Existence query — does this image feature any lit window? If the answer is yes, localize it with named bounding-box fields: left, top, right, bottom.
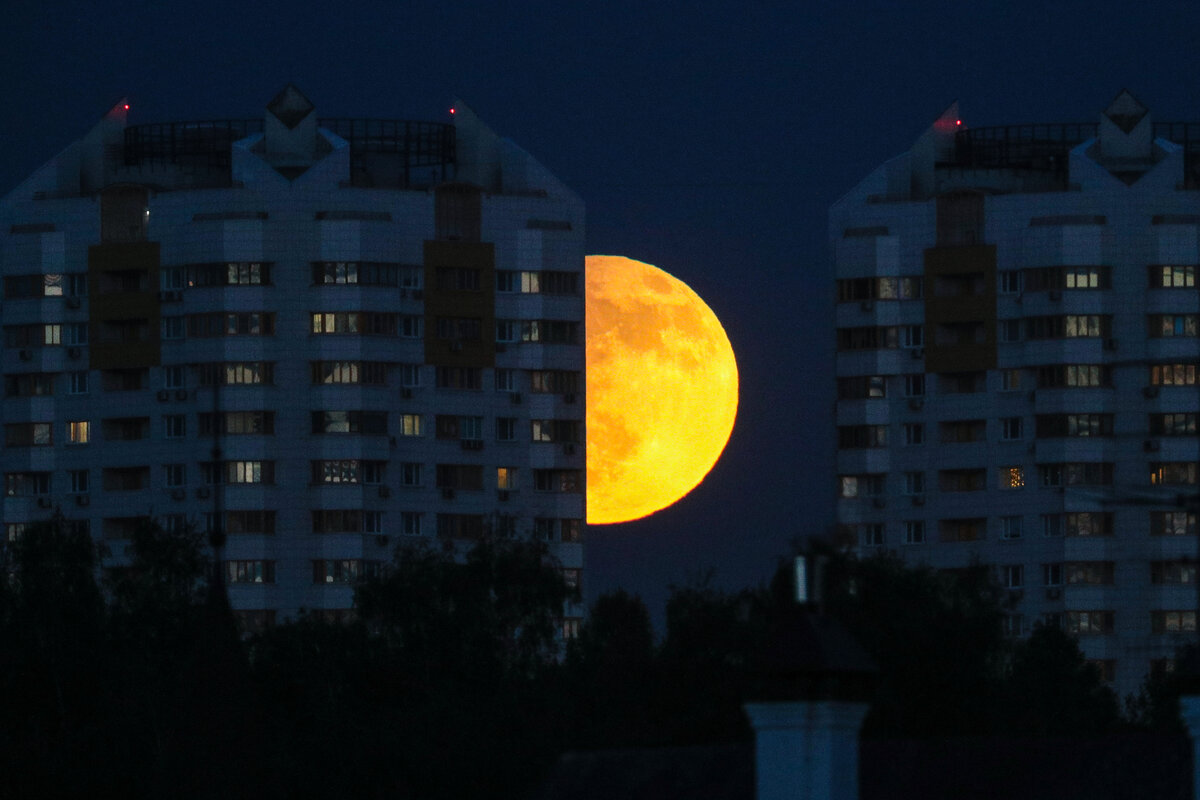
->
left=497, top=468, right=518, bottom=490
left=1000, top=466, right=1024, bottom=489
left=398, top=414, right=423, bottom=436
left=67, top=421, right=90, bottom=444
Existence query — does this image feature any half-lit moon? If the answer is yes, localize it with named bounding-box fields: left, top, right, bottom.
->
left=586, top=255, right=739, bottom=525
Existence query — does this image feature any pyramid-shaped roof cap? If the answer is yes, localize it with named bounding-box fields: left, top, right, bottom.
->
left=267, top=84, right=315, bottom=130
left=1104, top=89, right=1148, bottom=134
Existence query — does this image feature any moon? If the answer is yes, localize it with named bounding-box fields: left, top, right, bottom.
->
left=585, top=255, right=739, bottom=525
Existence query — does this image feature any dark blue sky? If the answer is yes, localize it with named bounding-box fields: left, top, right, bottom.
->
left=4, top=0, right=1200, bottom=622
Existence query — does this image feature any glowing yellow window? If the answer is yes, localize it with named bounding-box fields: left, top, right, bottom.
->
left=497, top=468, right=518, bottom=491
left=67, top=421, right=90, bottom=444
left=1001, top=466, right=1025, bottom=489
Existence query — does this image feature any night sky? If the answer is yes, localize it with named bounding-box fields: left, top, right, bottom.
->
left=3, top=0, right=1200, bottom=624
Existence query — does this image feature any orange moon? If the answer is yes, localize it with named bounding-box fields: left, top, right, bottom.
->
left=586, top=255, right=739, bottom=525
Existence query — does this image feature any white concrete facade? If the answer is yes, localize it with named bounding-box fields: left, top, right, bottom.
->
left=0, top=88, right=585, bottom=631
left=832, top=92, right=1200, bottom=699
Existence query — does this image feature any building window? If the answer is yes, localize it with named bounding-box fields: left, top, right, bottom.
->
left=1151, top=462, right=1197, bottom=486
left=999, top=271, right=1023, bottom=293
left=312, top=510, right=366, bottom=534
left=163, top=415, right=185, bottom=439
left=496, top=418, right=516, bottom=442
left=398, top=462, right=422, bottom=487
left=1150, top=413, right=1198, bottom=436
left=1001, top=565, right=1024, bottom=589
left=1038, top=463, right=1113, bottom=487
left=938, top=372, right=986, bottom=394
left=495, top=368, right=517, bottom=392
left=998, top=319, right=1022, bottom=343
left=1149, top=315, right=1199, bottom=337
left=1151, top=511, right=1197, bottom=536
left=1000, top=418, right=1023, bottom=441
left=201, top=411, right=276, bottom=436
left=435, top=367, right=482, bottom=390
left=903, top=521, right=925, bottom=545
left=837, top=375, right=887, bottom=399
left=1151, top=611, right=1196, bottom=634
left=529, top=370, right=581, bottom=394
left=1150, top=364, right=1197, bottom=386
left=1044, top=564, right=1063, bottom=586
left=1035, top=413, right=1113, bottom=438
left=533, top=469, right=583, bottom=493
left=861, top=523, right=884, bottom=547
left=187, top=312, right=276, bottom=337
left=839, top=474, right=884, bottom=498
left=226, top=560, right=276, bottom=584
left=311, top=411, right=386, bottom=435
left=311, top=460, right=384, bottom=485
left=1025, top=315, right=1109, bottom=339
left=211, top=511, right=276, bottom=536
left=201, top=362, right=276, bottom=386
left=903, top=472, right=925, bottom=496
left=999, top=369, right=1022, bottom=391
left=163, top=365, right=185, bottom=389
left=1065, top=512, right=1112, bottom=537
left=938, top=518, right=984, bottom=542
left=1150, top=265, right=1196, bottom=288
left=1065, top=611, right=1115, bottom=635
left=398, top=414, right=423, bottom=436
left=903, top=424, right=924, bottom=445
left=938, top=468, right=987, bottom=492
left=837, top=425, right=888, bottom=449
left=496, top=467, right=518, bottom=491
left=163, top=464, right=186, bottom=488
left=1000, top=516, right=1023, bottom=540
left=398, top=364, right=420, bottom=388
left=4, top=422, right=52, bottom=447
left=1042, top=515, right=1063, bottom=538
left=939, top=419, right=986, bottom=443
left=161, top=316, right=185, bottom=340
left=1036, top=364, right=1111, bottom=388
left=401, top=512, right=423, bottom=536
left=4, top=373, right=55, bottom=398
left=1065, top=561, right=1115, bottom=585
left=203, top=461, right=274, bottom=485
left=69, top=469, right=89, bottom=494
left=1151, top=561, right=1198, bottom=585
left=1002, top=615, right=1025, bottom=637
left=436, top=514, right=485, bottom=540
left=67, top=371, right=89, bottom=395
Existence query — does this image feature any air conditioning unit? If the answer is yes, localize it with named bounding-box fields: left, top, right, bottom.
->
left=563, top=393, right=577, bottom=404
left=1104, top=338, right=1118, bottom=351
left=18, top=349, right=31, bottom=361
left=401, top=388, right=414, bottom=399
left=498, top=490, right=510, bottom=502
left=1143, top=386, right=1160, bottom=399
left=66, top=296, right=82, bottom=309
left=75, top=494, right=89, bottom=507
left=442, top=488, right=456, bottom=500
left=156, top=389, right=170, bottom=402
left=170, top=488, right=186, bottom=501
left=375, top=535, right=389, bottom=547
left=563, top=443, right=576, bottom=455
left=1046, top=587, right=1062, bottom=601
left=1048, top=289, right=1062, bottom=301
left=378, top=485, right=391, bottom=498
left=36, top=497, right=52, bottom=509
left=1144, top=439, right=1161, bottom=452
left=511, top=393, right=522, bottom=405
left=195, top=487, right=211, bottom=499
left=67, top=347, right=82, bottom=359
left=175, top=389, right=188, bottom=401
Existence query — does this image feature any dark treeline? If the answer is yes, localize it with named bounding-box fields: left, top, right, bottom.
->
left=0, top=521, right=1187, bottom=798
